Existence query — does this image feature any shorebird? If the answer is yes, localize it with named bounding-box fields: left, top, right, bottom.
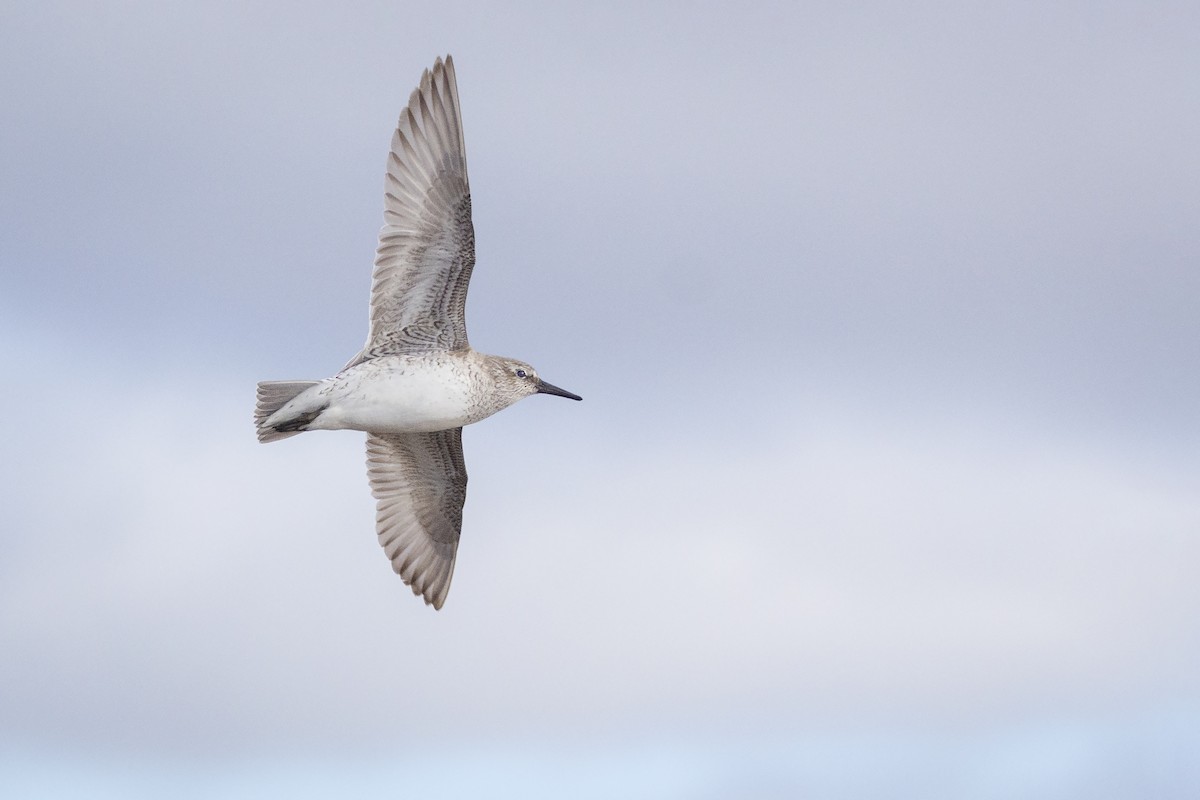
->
left=255, top=55, right=581, bottom=610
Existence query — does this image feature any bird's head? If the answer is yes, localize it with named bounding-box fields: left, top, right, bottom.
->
left=489, top=357, right=582, bottom=405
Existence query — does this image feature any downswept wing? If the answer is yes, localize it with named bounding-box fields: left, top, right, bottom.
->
left=355, top=55, right=474, bottom=364
left=366, top=429, right=467, bottom=609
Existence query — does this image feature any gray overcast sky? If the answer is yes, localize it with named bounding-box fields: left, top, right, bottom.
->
left=2, top=1, right=1198, bottom=797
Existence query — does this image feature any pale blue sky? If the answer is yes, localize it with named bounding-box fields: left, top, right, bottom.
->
left=2, top=1, right=1198, bottom=797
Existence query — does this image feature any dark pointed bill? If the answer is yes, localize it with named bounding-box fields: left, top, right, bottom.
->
left=536, top=379, right=582, bottom=401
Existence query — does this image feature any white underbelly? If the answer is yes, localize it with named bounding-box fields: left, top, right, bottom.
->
left=312, top=359, right=475, bottom=433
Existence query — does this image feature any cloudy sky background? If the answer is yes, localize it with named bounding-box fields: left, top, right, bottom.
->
left=2, top=1, right=1198, bottom=797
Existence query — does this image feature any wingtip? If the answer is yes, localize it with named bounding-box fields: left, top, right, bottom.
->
left=409, top=576, right=449, bottom=610
left=415, top=567, right=452, bottom=610
left=431, top=54, right=456, bottom=90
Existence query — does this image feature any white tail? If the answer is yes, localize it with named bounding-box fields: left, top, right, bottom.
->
left=255, top=381, right=321, bottom=442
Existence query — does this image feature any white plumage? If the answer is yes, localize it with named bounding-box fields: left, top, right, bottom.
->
left=255, top=56, right=580, bottom=610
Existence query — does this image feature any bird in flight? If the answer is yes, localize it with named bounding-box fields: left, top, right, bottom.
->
left=255, top=55, right=581, bottom=610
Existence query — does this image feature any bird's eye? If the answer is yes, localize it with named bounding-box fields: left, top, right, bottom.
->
left=515, top=369, right=527, bottom=378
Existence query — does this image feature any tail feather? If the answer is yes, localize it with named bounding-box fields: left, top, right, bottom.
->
left=255, top=380, right=321, bottom=443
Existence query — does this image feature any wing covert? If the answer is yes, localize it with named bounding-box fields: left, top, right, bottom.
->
left=367, top=431, right=470, bottom=606
left=366, top=429, right=467, bottom=610
left=359, top=55, right=474, bottom=361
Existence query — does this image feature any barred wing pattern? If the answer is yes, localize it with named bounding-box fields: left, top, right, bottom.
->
left=359, top=55, right=474, bottom=361
left=366, top=429, right=468, bottom=609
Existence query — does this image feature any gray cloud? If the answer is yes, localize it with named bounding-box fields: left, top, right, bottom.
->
left=2, top=333, right=1196, bottom=752
left=2, top=1, right=1198, bottom=796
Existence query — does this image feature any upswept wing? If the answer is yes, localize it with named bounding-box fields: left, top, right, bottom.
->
left=357, top=55, right=474, bottom=363
left=366, top=429, right=467, bottom=609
